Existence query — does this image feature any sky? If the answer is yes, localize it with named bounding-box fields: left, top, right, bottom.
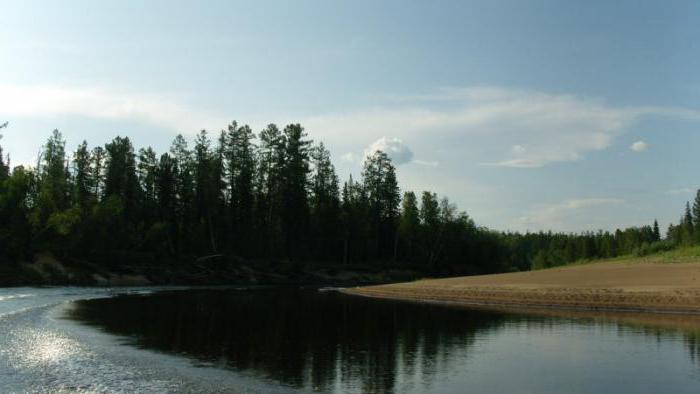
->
left=1, top=0, right=699, bottom=233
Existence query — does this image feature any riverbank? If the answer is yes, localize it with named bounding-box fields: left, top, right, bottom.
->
left=343, top=254, right=700, bottom=314
left=0, top=252, right=421, bottom=287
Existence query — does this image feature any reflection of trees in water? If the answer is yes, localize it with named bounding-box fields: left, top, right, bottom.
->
left=70, top=289, right=509, bottom=392
left=682, top=333, right=700, bottom=368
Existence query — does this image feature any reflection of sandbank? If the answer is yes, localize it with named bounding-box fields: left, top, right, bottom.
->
left=344, top=260, right=700, bottom=327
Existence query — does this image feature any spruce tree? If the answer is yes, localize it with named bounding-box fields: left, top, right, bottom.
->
left=224, top=122, right=256, bottom=254
left=693, top=190, right=700, bottom=237
left=281, top=123, right=311, bottom=259
left=104, top=136, right=141, bottom=222
left=652, top=219, right=661, bottom=242
left=73, top=141, right=92, bottom=207
left=0, top=122, right=8, bottom=182
left=399, top=191, right=420, bottom=263
left=137, top=146, right=159, bottom=223
left=684, top=201, right=694, bottom=243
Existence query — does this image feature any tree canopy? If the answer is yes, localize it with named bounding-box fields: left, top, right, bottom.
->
left=0, top=121, right=689, bottom=280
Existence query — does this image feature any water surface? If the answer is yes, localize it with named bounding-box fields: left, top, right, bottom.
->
left=68, top=287, right=700, bottom=393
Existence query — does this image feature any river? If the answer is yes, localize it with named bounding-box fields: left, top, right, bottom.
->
left=1, top=286, right=700, bottom=393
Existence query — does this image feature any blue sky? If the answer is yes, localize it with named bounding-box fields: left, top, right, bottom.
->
left=1, top=0, right=699, bottom=232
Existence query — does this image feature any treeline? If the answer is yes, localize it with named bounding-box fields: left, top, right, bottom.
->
left=667, top=194, right=700, bottom=247
left=0, top=121, right=687, bottom=278
left=500, top=224, right=661, bottom=270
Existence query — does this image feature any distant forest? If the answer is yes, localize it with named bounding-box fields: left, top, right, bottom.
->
left=0, top=121, right=695, bottom=277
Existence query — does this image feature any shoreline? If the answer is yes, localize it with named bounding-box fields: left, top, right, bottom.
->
left=341, top=260, right=700, bottom=316
left=341, top=287, right=700, bottom=316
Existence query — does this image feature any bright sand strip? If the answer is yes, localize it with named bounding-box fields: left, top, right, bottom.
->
left=343, top=261, right=700, bottom=314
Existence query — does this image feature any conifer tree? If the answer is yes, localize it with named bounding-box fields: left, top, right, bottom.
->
left=0, top=122, right=8, bottom=182
left=224, top=122, right=256, bottom=253
left=399, top=191, right=420, bottom=263
left=137, top=146, right=159, bottom=223
left=170, top=134, right=196, bottom=251
left=281, top=123, right=311, bottom=259
left=652, top=219, right=661, bottom=242
left=90, top=146, right=106, bottom=200
left=73, top=141, right=92, bottom=207
left=693, top=190, right=700, bottom=238
left=684, top=201, right=694, bottom=242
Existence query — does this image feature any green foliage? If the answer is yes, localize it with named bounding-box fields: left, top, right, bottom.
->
left=47, top=206, right=82, bottom=237
left=0, top=123, right=693, bottom=282
left=635, top=240, right=675, bottom=257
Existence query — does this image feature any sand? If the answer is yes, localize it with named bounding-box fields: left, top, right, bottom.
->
left=343, top=260, right=700, bottom=314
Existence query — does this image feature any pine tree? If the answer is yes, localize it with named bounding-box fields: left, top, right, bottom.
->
left=156, top=153, right=177, bottom=225
left=281, top=123, right=311, bottom=259
left=310, top=143, right=341, bottom=259
left=362, top=150, right=400, bottom=259
left=73, top=141, right=92, bottom=207
left=398, top=191, right=420, bottom=263
left=653, top=219, right=661, bottom=242
left=0, top=122, right=8, bottom=182
left=34, top=130, right=70, bottom=228
left=224, top=122, right=256, bottom=254
left=104, top=136, right=141, bottom=222
left=137, top=146, right=159, bottom=223
left=255, top=124, right=285, bottom=256
left=90, top=146, right=106, bottom=200
left=692, top=190, right=700, bottom=239
left=170, top=135, right=197, bottom=250
left=193, top=130, right=219, bottom=252
left=684, top=201, right=694, bottom=243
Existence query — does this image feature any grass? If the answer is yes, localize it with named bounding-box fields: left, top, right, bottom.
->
left=564, top=245, right=700, bottom=267
left=530, top=245, right=700, bottom=273
left=642, top=245, right=700, bottom=263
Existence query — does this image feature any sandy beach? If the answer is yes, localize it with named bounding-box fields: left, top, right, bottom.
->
left=344, top=260, right=700, bottom=314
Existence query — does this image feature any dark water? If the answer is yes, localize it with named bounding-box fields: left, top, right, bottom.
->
left=69, top=287, right=700, bottom=393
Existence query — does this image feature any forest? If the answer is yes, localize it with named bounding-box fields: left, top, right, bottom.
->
left=0, top=121, right=695, bottom=282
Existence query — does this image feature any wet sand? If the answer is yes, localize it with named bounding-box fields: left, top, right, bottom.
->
left=343, top=260, right=700, bottom=314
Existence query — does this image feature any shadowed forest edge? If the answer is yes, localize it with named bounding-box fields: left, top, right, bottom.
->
left=0, top=121, right=698, bottom=285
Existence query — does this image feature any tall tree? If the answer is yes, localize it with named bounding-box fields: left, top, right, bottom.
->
left=170, top=134, right=196, bottom=252
left=362, top=150, right=400, bottom=260
left=281, top=123, right=311, bottom=259
left=73, top=141, right=92, bottom=207
left=684, top=201, right=694, bottom=243
left=653, top=219, right=661, bottom=242
left=104, top=136, right=141, bottom=221
left=0, top=122, right=8, bottom=182
left=90, top=146, right=106, bottom=200
left=310, top=142, right=340, bottom=259
left=155, top=152, right=178, bottom=253
left=398, top=191, right=420, bottom=263
left=137, top=146, right=159, bottom=223
left=0, top=166, right=34, bottom=262
left=224, top=122, right=256, bottom=253
left=193, top=130, right=219, bottom=252
left=255, top=124, right=285, bottom=256
left=420, top=191, right=441, bottom=269
left=693, top=190, right=700, bottom=238
left=33, top=130, right=70, bottom=230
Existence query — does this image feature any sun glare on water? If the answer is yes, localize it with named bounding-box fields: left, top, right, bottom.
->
left=23, top=330, right=80, bottom=365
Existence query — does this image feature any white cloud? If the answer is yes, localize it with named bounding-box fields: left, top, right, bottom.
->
left=480, top=158, right=543, bottom=169
left=412, top=159, right=440, bottom=167
left=303, top=87, right=700, bottom=168
left=630, top=140, right=649, bottom=152
left=0, top=84, right=228, bottom=134
left=364, top=137, right=414, bottom=165
left=667, top=188, right=694, bottom=195
left=2, top=84, right=699, bottom=171
left=517, top=198, right=625, bottom=231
